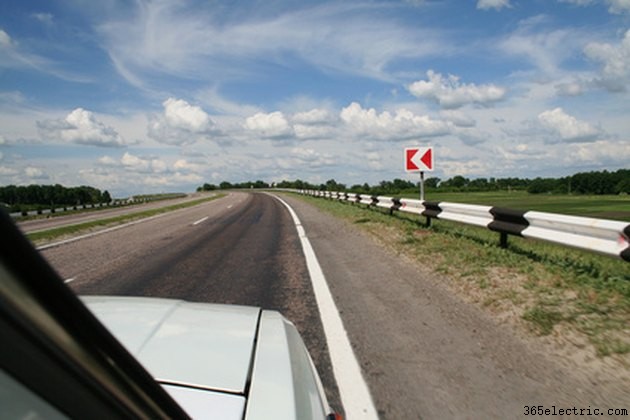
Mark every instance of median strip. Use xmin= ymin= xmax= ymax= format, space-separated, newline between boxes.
xmin=32 ymin=194 xmax=225 ymax=249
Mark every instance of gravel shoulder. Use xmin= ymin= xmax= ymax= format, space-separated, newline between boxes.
xmin=280 ymin=193 xmax=630 ymax=419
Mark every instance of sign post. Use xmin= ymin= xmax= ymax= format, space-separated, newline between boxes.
xmin=405 ymin=147 xmax=434 ymax=201
xmin=420 ymin=171 xmax=425 ymax=201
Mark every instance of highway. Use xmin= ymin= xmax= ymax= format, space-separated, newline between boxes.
xmin=39 ymin=192 xmax=629 ymax=419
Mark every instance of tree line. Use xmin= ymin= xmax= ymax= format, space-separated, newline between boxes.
xmin=0 ymin=184 xmax=112 ymax=212
xmin=198 ymin=168 xmax=629 ymax=196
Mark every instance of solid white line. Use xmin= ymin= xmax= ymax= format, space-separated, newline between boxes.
xmin=271 ymin=194 xmax=378 ymax=420
xmin=192 ymin=216 xmax=209 ymax=226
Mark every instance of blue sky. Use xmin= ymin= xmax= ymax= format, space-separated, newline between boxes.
xmin=1 ymin=0 xmax=629 ymax=196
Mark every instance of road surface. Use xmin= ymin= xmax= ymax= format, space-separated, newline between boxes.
xmin=39 ymin=191 xmax=630 ymax=419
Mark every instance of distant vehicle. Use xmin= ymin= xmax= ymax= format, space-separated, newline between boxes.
xmin=0 ymin=209 xmax=340 ymax=419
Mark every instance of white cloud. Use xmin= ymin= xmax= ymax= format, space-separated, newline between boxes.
xmin=293 ymin=124 xmax=334 ymax=140
xmin=25 ymin=166 xmax=47 ymax=179
xmin=290 ymin=108 xmax=337 ymax=139
xmin=498 ymin=16 xmax=595 ymax=79
xmin=173 ymin=159 xmax=201 ymax=171
xmin=120 ymin=152 xmax=168 ymax=173
xmin=560 ymin=0 xmax=630 ymax=13
xmin=537 ymin=107 xmax=603 ymax=142
xmin=32 ymin=13 xmax=54 ymax=24
xmin=408 ymin=70 xmax=506 ymax=109
xmin=607 ymin=0 xmax=630 ymax=13
xmin=584 ymin=29 xmax=630 ymax=91
xmin=145 ymin=172 xmax=204 ymax=187
xmin=555 ymin=81 xmax=585 ymax=96
xmin=275 ymin=147 xmax=337 ymax=170
xmin=245 ymin=111 xmax=293 ymax=139
xmin=558 ymin=0 xmax=596 ymax=5
xmin=148 ymin=98 xmax=220 ymax=145
xmin=98 ymin=1 xmax=447 ymax=86
xmin=572 ymin=139 xmax=630 ymax=164
xmin=440 ymin=110 xmax=476 ymax=127
xmin=98 ymin=155 xmax=118 ymax=166
xmin=477 ymin=0 xmax=512 ymax=10
xmin=163 ymin=98 xmax=212 ymax=132
xmin=120 ymin=152 xmax=150 ymax=171
xmin=0 ymin=166 xmax=18 ymax=176
xmin=0 ymin=29 xmax=11 ymax=48
xmin=340 ymin=102 xmax=452 ymax=140
xmin=292 ymin=108 xmax=334 ymax=125
xmin=37 ymin=108 xmax=126 ymax=147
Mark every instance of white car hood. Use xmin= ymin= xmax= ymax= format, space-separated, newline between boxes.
xmin=81 ymin=296 xmax=260 ymax=419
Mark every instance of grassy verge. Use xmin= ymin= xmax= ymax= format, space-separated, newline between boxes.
xmin=28 ymin=194 xmax=226 ymax=245
xmin=294 ymin=194 xmax=630 ymax=361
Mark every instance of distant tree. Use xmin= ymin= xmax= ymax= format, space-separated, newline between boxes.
xmin=219 ymin=181 xmax=233 ymax=189
xmin=253 ymin=180 xmax=269 ymax=189
xmin=199 ymin=183 xmax=217 ymax=191
xmin=616 ymin=178 xmax=630 ymax=194
xmin=425 ymin=177 xmax=440 ymax=189
xmin=442 ymin=175 xmax=469 ymax=189
xmin=325 ymin=179 xmax=346 ymax=191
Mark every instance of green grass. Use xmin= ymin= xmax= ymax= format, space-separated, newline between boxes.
xmin=291 ymin=193 xmax=630 ymax=359
xmin=523 ymin=305 xmax=566 ymax=335
xmin=28 ymin=194 xmax=226 ymax=244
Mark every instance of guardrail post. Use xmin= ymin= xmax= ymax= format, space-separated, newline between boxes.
xmin=391 ymin=198 xmax=402 ymax=216
xmin=422 ymin=201 xmax=441 ymax=228
xmin=500 ymin=232 xmax=508 ymax=249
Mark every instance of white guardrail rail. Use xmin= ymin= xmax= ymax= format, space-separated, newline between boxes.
xmin=299 ymin=190 xmax=630 ymax=262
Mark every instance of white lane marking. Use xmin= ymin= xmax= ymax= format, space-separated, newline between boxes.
xmin=36 ymin=212 xmax=171 ymax=251
xmin=271 ymin=194 xmax=379 ymax=420
xmin=192 ymin=216 xmax=209 ymax=226
xmin=64 ymin=278 xmax=75 ymax=284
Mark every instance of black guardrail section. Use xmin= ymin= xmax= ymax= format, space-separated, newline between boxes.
xmin=488 ymin=207 xmax=529 ymax=236
xmin=623 ymin=225 xmax=630 ymax=262
xmin=422 ymin=201 xmax=442 ymax=219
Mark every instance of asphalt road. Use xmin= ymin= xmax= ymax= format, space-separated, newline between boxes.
xmin=40 ymin=191 xmax=629 ymax=419
xmin=39 ymin=191 xmax=342 ymax=413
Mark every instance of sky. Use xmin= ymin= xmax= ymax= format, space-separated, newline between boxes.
xmin=1 ymin=0 xmax=629 ymax=197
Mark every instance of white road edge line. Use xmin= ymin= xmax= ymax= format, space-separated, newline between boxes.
xmin=271 ymin=194 xmax=379 ymax=420
xmin=192 ymin=216 xmax=209 ymax=226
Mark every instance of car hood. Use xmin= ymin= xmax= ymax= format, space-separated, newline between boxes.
xmin=81 ymin=296 xmax=260 ymax=419
xmin=81 ymin=295 xmax=330 ymax=420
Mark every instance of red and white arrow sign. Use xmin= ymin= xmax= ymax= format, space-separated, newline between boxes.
xmin=405 ymin=147 xmax=434 ymax=172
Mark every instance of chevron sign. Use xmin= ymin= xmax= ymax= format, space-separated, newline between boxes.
xmin=405 ymin=147 xmax=434 ymax=172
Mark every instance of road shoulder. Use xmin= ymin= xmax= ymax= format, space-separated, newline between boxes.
xmin=280 ymin=193 xmax=629 ymax=418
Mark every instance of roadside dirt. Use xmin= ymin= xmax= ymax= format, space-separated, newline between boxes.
xmin=281 ymin=194 xmax=630 ymax=419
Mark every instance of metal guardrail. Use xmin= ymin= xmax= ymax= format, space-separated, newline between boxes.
xmin=300 ymin=190 xmax=630 ymax=262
